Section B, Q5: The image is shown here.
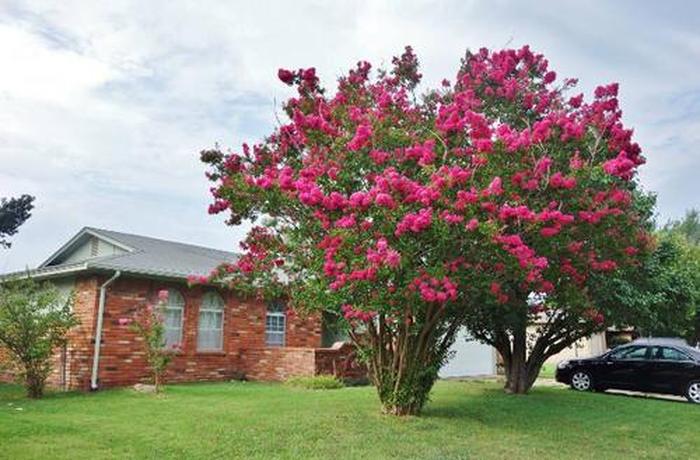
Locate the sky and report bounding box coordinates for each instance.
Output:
[1,0,699,272]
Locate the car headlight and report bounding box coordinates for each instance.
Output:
[557,360,570,369]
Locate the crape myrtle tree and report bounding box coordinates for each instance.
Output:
[453,50,651,394]
[200,46,649,412]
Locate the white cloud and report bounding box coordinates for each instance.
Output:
[0,0,699,271]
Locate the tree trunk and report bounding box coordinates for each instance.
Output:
[503,326,530,394]
[501,325,545,395]
[359,308,460,416]
[25,368,45,399]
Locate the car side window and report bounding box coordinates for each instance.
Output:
[610,346,648,360]
[652,346,690,362]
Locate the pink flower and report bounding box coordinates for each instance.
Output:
[466,218,479,231]
[348,123,373,151]
[374,193,396,209]
[334,214,356,229]
[543,71,556,84]
[549,172,576,189]
[157,289,169,302]
[278,68,296,85]
[118,318,132,326]
[485,177,503,196]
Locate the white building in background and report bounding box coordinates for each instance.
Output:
[439,328,498,378]
[439,328,609,378]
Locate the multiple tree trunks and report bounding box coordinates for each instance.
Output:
[354,308,462,415]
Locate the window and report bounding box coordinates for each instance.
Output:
[163,289,185,348]
[610,346,648,360]
[652,346,690,362]
[265,300,286,347]
[198,292,225,351]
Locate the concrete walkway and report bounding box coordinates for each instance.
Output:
[536,377,688,403]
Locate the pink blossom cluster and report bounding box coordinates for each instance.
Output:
[603,151,636,180]
[495,234,549,285]
[366,238,401,269]
[409,274,458,304]
[348,123,373,151]
[404,140,436,166]
[395,208,433,236]
[341,304,376,322]
[489,282,509,304]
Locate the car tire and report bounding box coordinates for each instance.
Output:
[570,370,593,392]
[686,381,700,404]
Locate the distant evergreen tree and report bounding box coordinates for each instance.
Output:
[0,195,35,248]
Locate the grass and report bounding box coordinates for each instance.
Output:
[539,363,556,379]
[285,374,344,390]
[1,379,698,460]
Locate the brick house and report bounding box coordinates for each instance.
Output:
[0,227,362,391]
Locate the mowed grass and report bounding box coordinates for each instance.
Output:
[1,379,698,460]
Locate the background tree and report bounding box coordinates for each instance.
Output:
[200,45,649,412]
[663,208,700,245]
[0,277,77,398]
[593,231,699,343]
[0,195,35,248]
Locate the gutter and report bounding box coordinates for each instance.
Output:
[90,270,121,390]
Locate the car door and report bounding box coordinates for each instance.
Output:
[648,346,697,395]
[599,345,651,390]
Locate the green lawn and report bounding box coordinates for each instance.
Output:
[1,380,697,460]
[539,363,556,379]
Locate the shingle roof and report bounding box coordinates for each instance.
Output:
[3,227,238,281]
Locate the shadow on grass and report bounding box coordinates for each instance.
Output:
[0,383,87,402]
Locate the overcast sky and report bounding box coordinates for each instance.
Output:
[1,0,699,272]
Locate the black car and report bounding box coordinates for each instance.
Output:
[555,338,700,404]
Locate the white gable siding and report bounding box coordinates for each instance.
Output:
[63,237,126,264]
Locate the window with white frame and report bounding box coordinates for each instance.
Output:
[265,300,286,347]
[198,291,225,351]
[163,289,185,348]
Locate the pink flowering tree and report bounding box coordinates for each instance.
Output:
[449,48,651,394]
[201,46,649,412]
[123,289,175,392]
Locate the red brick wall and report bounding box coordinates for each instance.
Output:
[1,273,363,391]
[89,275,324,388]
[241,347,317,381]
[0,347,14,384]
[49,276,100,390]
[314,342,367,380]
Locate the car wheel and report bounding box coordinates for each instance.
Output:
[686,381,700,404]
[571,371,593,392]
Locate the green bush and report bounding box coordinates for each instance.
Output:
[285,374,344,390]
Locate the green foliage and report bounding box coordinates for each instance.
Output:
[0,277,77,398]
[592,232,700,342]
[127,292,175,392]
[663,208,700,245]
[0,194,34,249]
[285,374,344,390]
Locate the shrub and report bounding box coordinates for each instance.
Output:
[285,374,344,390]
[120,290,175,393]
[0,277,77,398]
